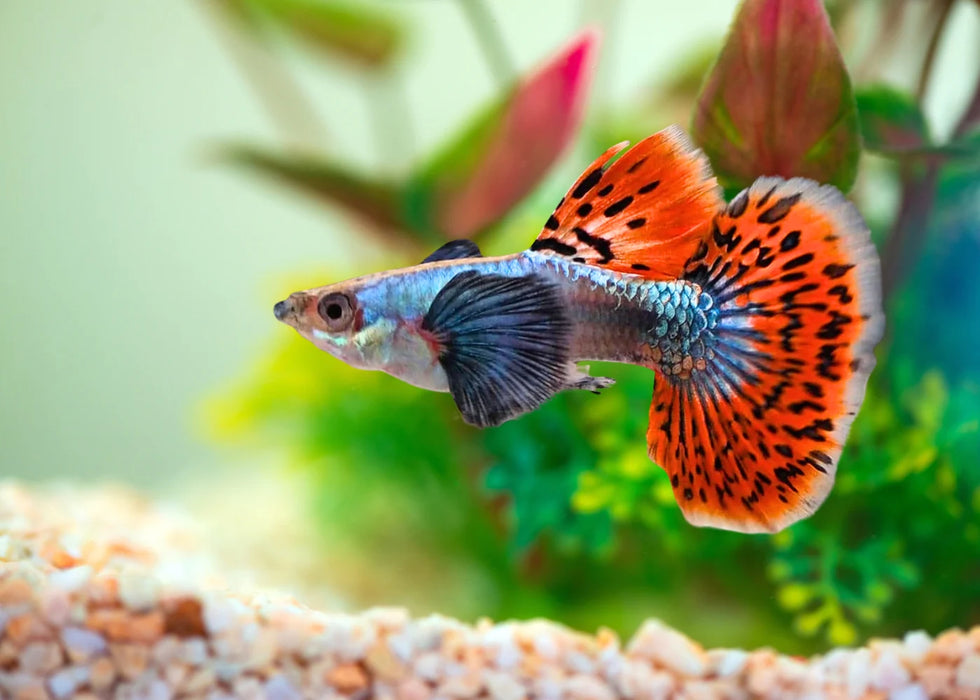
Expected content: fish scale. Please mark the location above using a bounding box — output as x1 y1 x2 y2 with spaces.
528 251 713 376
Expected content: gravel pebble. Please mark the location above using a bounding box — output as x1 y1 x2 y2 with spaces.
46 567 92 595
395 677 430 700
413 651 445 682
565 673 615 700
20 641 63 675
902 631 932 663
955 652 980 689
118 573 159 612
889 685 929 700
708 648 749 678
88 656 116 691
484 670 526 700
367 641 409 682
438 671 483 698
1 482 978 700
869 649 910 691
264 674 302 700
628 620 707 677
47 665 89 698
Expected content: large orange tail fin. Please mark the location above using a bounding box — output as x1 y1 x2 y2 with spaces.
648 177 884 533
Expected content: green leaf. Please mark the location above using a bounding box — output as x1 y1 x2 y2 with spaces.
482 392 613 556
218 0 404 68
855 85 929 153
405 31 598 238
693 0 861 192
827 617 858 646
777 582 814 611
223 145 409 234
853 84 975 161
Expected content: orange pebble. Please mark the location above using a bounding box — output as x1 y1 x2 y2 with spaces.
163 597 206 638
126 611 165 643
327 663 370 693
89 656 117 691
0 577 35 605
87 608 163 643
87 575 119 606
86 608 130 639
5 614 51 645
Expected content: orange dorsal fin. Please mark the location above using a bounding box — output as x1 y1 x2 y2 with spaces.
531 125 724 279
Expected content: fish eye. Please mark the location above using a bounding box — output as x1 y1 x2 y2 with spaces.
317 292 354 331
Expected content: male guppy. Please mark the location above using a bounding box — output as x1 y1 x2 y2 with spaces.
274 126 884 534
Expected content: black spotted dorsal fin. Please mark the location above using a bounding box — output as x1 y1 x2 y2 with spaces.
421 239 482 264
421 271 571 428
531 125 723 280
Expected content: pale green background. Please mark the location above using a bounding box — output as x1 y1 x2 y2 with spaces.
1 1 977 487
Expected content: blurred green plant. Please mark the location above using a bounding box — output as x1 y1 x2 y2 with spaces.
216 0 404 67
221 16 597 247
208 0 980 652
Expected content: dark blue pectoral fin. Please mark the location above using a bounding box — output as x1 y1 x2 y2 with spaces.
420 239 483 264
422 271 572 428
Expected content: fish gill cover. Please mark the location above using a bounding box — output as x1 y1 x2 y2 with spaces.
204 0 980 653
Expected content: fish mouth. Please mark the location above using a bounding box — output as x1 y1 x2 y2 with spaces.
273 299 292 322
273 293 308 327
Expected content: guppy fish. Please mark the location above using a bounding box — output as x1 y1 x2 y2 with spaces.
274 126 883 534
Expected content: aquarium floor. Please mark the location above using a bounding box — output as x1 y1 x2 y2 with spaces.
0 481 977 700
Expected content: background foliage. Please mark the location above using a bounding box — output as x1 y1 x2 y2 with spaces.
207 0 980 653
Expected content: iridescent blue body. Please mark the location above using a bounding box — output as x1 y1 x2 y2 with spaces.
276 250 717 393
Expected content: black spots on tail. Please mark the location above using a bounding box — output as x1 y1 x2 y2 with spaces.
711 221 741 252
782 253 815 271
780 230 801 252
823 263 854 279
648 176 883 533
727 190 749 218
758 193 802 224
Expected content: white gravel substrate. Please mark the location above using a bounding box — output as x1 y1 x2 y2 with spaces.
1 482 978 700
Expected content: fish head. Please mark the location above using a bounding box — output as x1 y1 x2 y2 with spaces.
273 281 383 371
273 277 448 390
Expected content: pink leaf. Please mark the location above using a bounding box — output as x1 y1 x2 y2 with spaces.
418 30 599 238
693 0 860 192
